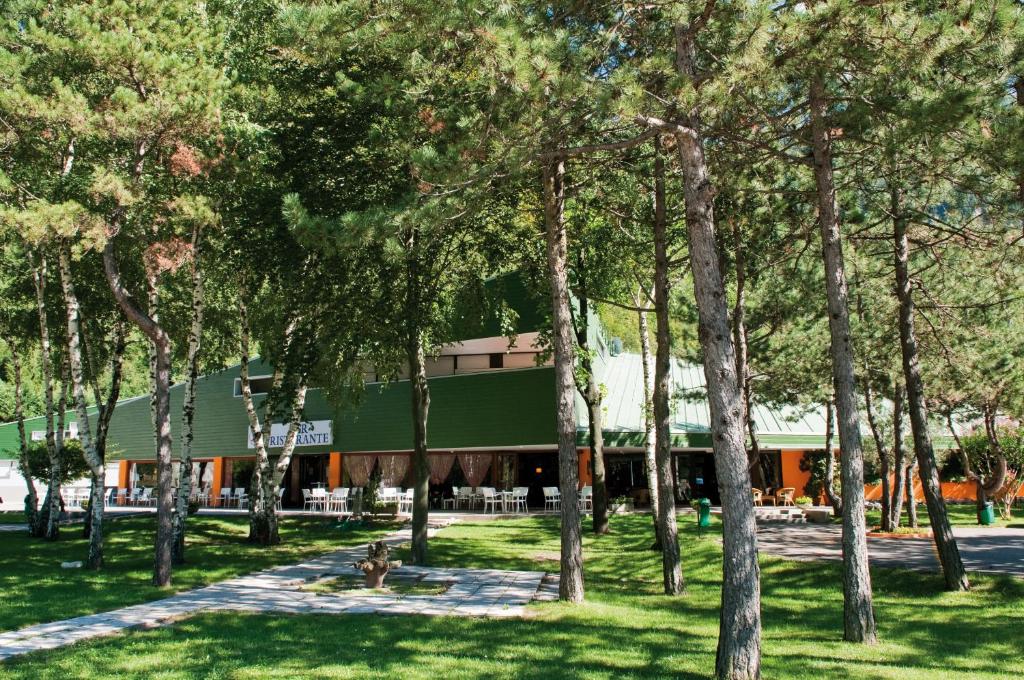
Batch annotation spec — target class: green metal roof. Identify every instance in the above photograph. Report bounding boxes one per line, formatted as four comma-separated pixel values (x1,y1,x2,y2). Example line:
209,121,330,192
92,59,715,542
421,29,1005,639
579,352,830,450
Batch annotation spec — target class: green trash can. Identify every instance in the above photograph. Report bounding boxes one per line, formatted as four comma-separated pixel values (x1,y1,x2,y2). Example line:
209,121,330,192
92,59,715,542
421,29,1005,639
698,498,712,528
980,501,995,526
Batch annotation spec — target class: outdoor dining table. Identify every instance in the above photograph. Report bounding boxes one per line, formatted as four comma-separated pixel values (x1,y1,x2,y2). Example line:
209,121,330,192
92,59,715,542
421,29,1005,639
497,490,514,512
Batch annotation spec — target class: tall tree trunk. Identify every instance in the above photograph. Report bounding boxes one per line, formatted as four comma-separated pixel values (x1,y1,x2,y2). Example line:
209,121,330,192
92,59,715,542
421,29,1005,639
543,159,584,603
408,328,431,565
731,219,762,478
891,190,968,591
8,340,38,529
674,25,762,677
173,225,204,564
32,254,61,541
238,297,289,546
905,462,918,528
809,73,876,643
405,222,432,566
102,239,175,587
822,398,843,515
636,290,661,550
651,139,683,596
575,287,608,535
863,383,891,532
82,321,125,540
57,245,107,568
889,385,906,528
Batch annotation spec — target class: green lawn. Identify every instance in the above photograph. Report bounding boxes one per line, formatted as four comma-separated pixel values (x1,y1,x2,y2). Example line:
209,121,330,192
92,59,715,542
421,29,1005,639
866,502,1024,529
2,514,1022,679
0,514,391,632
0,511,30,523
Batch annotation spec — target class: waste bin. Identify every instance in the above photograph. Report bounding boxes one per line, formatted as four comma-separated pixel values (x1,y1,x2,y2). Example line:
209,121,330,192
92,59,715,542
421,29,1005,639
698,498,712,528
980,501,995,526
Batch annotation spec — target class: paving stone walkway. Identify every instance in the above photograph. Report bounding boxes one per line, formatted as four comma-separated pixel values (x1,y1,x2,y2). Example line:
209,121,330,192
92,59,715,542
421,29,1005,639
0,526,548,662
757,523,1024,577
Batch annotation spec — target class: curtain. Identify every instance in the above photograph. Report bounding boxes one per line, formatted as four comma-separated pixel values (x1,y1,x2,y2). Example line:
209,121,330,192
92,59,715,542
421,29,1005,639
457,453,492,487
378,454,410,487
344,454,377,487
428,454,456,485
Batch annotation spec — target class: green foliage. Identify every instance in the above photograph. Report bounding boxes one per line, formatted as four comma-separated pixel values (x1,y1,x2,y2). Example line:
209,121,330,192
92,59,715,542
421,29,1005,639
24,439,89,485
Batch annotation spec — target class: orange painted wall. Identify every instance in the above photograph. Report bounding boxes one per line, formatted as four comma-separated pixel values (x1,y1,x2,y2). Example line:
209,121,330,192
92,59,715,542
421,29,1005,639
578,447,592,486
865,477,1024,502
780,450,813,496
328,452,343,489
118,460,130,489
211,457,224,506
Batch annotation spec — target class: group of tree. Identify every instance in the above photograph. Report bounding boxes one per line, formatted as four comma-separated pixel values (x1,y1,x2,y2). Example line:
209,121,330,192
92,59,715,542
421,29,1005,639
1,2,1022,678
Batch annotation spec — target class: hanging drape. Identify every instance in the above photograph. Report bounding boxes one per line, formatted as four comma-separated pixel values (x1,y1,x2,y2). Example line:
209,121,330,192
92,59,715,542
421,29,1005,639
428,454,456,485
457,453,492,487
344,454,377,487
378,454,410,487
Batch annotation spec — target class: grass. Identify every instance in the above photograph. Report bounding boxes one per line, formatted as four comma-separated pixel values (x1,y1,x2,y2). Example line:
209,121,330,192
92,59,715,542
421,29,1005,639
865,502,1023,529
2,514,1022,679
0,514,393,632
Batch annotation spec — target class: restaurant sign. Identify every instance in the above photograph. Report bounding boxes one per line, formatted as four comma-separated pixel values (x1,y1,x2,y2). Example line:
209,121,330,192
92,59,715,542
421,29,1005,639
247,420,333,449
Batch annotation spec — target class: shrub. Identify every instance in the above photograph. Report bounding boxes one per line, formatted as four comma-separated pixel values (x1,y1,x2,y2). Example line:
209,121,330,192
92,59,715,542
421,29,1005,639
795,496,813,506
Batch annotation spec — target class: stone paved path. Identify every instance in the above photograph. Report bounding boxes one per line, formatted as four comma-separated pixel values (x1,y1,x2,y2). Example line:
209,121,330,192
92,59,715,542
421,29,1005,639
757,523,1024,577
0,524,26,532
0,526,548,662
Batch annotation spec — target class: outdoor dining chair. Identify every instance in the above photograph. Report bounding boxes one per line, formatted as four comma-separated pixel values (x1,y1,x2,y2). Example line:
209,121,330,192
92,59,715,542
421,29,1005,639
511,487,529,513
310,487,328,512
442,487,460,510
328,487,349,513
219,487,233,508
775,487,796,507
398,489,413,514
578,485,593,512
115,488,128,506
275,487,285,511
481,487,503,513
234,487,248,509
543,487,561,512
752,488,763,506
139,487,154,507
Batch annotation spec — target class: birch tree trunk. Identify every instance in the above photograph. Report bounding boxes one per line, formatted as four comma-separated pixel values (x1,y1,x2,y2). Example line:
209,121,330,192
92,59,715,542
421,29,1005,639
636,292,661,549
173,224,204,564
57,245,107,568
32,255,61,540
809,73,876,643
82,321,125,540
892,199,968,590
9,341,38,529
103,239,175,586
543,159,584,603
651,140,683,596
889,385,906,528
863,384,891,531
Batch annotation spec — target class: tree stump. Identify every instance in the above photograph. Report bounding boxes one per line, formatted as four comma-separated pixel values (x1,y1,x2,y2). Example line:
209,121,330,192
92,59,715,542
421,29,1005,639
353,541,402,588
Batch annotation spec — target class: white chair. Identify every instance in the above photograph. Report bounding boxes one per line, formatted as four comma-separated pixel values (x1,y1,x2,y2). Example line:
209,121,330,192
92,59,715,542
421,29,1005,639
275,487,285,511
543,487,561,512
399,488,414,514
328,487,349,513
310,487,328,512
443,487,460,510
578,485,593,512
380,487,398,504
128,488,142,506
218,487,233,507
235,487,248,509
481,487,503,513
511,487,529,513
115,488,128,506
104,487,116,507
139,487,154,507
470,487,485,509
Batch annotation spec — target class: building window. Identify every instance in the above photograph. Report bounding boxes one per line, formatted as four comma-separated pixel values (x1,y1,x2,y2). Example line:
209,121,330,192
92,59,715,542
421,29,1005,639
234,375,275,397
489,353,503,369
